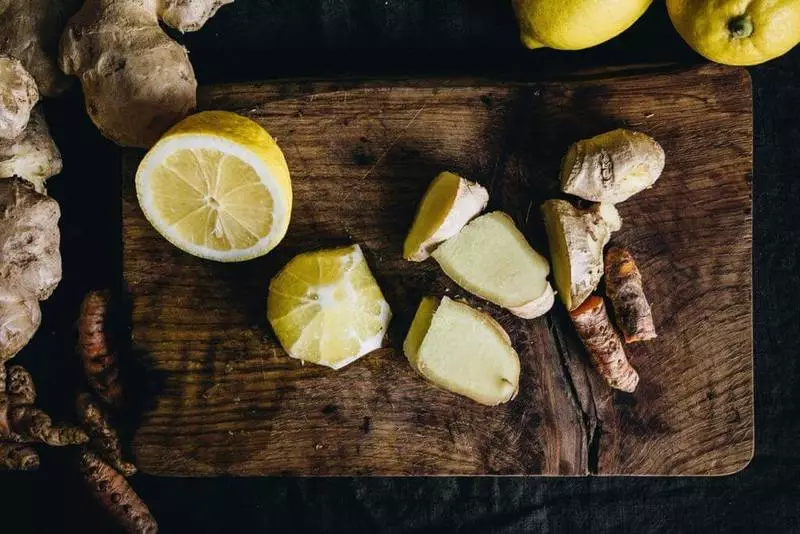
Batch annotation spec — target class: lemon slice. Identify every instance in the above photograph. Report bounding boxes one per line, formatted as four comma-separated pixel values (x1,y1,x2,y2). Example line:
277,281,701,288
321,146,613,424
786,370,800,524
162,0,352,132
267,245,392,369
135,111,292,262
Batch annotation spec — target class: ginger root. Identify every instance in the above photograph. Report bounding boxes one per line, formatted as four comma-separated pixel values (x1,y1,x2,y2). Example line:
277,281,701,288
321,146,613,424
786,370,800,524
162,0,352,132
0,289,41,363
0,106,63,192
80,448,158,534
0,179,61,300
404,297,520,406
0,442,39,471
431,211,554,319
560,129,665,204
404,171,489,262
59,0,198,148
0,0,80,97
570,296,639,392
541,199,621,311
77,392,136,476
157,0,233,32
0,56,39,141
0,180,60,361
79,290,124,407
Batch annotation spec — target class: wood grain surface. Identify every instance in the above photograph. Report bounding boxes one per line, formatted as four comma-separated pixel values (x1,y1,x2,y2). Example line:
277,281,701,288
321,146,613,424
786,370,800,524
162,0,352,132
122,64,753,476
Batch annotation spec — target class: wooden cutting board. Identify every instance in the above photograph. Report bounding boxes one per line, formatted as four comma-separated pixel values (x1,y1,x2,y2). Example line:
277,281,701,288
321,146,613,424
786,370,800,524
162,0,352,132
122,64,753,476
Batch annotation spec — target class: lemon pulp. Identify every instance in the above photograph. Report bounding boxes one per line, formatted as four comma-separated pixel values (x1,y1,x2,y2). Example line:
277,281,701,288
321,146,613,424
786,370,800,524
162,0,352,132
267,245,392,369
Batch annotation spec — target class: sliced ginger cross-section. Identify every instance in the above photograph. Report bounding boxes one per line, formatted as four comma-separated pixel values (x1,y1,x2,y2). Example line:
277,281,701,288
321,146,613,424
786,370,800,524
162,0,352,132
404,297,520,406
431,211,555,319
403,171,488,262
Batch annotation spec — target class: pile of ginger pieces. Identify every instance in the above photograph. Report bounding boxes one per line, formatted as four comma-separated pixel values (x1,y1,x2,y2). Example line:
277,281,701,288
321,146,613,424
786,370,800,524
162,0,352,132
401,128,664,406
1,1,235,532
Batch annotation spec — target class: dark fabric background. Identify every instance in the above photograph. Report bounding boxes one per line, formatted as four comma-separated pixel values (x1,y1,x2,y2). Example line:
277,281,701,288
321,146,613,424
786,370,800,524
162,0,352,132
2,1,799,532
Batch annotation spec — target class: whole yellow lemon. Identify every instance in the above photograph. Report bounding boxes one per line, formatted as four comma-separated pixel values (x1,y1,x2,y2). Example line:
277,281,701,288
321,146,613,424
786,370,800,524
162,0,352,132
512,0,653,50
667,0,800,66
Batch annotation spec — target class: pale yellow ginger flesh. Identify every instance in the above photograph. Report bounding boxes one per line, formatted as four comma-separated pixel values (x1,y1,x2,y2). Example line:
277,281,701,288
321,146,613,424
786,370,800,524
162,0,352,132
403,171,488,262
0,107,63,192
157,0,234,32
431,211,554,319
0,56,39,141
541,200,621,311
59,0,197,148
404,297,520,406
560,129,665,204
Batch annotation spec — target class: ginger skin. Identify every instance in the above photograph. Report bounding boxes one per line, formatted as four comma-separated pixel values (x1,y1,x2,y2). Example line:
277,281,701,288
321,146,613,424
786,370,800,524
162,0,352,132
560,129,665,204
0,106,63,192
570,295,639,393
80,449,158,534
541,199,621,311
0,180,60,361
0,56,39,141
77,392,137,476
0,0,80,97
79,291,124,407
59,0,197,148
157,0,233,32
604,247,657,343
0,290,41,363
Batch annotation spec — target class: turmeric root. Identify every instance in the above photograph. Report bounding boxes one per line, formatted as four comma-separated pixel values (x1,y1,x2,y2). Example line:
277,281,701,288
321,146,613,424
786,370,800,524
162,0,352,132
570,295,639,392
560,129,665,204
604,247,657,342
10,405,89,445
80,449,157,534
0,442,39,471
77,392,136,476
7,364,36,406
78,290,123,407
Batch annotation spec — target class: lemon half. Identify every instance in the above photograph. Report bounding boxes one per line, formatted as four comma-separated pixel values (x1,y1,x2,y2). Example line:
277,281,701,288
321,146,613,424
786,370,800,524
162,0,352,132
136,111,292,262
267,245,392,369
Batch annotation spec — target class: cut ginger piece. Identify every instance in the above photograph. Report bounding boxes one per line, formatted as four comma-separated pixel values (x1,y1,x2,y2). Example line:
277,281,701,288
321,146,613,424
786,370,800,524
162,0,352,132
267,245,392,369
431,211,555,319
404,297,520,406
541,200,621,311
403,171,488,262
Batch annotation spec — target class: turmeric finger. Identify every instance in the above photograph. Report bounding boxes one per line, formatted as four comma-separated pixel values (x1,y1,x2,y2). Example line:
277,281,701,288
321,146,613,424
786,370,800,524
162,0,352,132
10,405,89,446
604,247,657,343
570,296,639,392
77,392,137,476
78,291,123,407
7,364,36,406
80,449,157,534
0,442,39,471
